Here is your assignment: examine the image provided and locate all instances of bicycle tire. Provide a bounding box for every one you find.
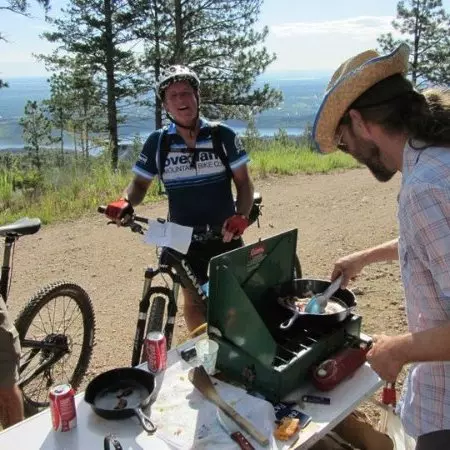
[293,254,302,279]
[14,281,95,409]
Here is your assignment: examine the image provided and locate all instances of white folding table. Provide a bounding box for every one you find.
[0,338,382,450]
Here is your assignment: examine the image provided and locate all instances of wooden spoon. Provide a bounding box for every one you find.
[188,366,269,446]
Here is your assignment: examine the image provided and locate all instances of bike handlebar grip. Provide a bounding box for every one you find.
[98,206,107,214]
[134,215,149,224]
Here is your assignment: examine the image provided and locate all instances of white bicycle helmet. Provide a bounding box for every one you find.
[156,65,200,100]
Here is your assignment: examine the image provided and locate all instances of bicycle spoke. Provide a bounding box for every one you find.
[28,320,47,336]
[44,302,54,333]
[36,309,49,335]
[62,302,80,334]
[63,309,82,334]
[52,298,57,333]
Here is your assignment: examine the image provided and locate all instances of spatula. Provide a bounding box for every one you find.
[304,275,343,314]
[188,366,269,446]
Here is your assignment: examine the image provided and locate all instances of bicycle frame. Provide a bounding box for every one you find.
[0,234,15,303]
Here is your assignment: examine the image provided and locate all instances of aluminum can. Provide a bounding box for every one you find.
[49,384,77,431]
[145,331,167,373]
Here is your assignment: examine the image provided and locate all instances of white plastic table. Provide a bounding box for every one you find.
[0,338,382,450]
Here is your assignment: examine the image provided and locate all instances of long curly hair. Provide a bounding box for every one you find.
[349,75,450,149]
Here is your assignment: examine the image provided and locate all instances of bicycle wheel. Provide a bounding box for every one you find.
[293,254,302,279]
[14,281,95,408]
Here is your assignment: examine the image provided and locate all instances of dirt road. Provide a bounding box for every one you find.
[8,167,405,423]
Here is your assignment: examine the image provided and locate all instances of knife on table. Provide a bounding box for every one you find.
[216,408,256,450]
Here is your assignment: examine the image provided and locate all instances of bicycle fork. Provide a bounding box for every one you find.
[131,269,177,367]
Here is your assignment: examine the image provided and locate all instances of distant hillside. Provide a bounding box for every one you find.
[0,74,328,150]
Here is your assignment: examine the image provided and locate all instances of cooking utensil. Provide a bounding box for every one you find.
[84,367,157,433]
[278,297,303,330]
[217,408,255,450]
[304,275,343,314]
[188,365,269,446]
[270,278,356,330]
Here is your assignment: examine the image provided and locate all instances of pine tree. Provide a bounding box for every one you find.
[378,0,450,86]
[40,0,146,169]
[133,0,282,128]
[20,101,58,171]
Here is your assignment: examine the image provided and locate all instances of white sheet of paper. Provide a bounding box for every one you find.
[143,220,193,254]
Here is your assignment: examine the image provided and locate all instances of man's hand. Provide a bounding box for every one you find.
[331,251,368,288]
[222,214,249,243]
[366,334,408,382]
[105,198,134,226]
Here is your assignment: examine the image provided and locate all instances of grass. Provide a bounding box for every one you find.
[0,140,359,225]
[249,141,359,177]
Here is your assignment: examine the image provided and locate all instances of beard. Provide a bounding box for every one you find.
[350,132,396,182]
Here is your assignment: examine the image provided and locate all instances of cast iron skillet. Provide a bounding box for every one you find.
[266,278,357,329]
[84,367,157,433]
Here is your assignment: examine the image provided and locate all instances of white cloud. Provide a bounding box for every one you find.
[271,16,396,40]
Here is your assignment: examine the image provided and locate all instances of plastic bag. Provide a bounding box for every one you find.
[377,383,416,450]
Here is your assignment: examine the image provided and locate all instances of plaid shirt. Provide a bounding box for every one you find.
[397,141,450,437]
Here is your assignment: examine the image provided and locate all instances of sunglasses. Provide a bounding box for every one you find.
[335,113,351,152]
[335,128,349,152]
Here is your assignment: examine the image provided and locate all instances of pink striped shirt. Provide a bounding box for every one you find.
[397,141,450,437]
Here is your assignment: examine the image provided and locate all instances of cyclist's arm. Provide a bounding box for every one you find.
[126,131,160,206]
[218,124,254,218]
[233,165,254,218]
[123,175,152,207]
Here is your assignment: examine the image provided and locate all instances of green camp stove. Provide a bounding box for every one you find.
[207,229,362,402]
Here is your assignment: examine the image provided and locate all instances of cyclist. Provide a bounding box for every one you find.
[106,65,254,333]
[0,296,23,428]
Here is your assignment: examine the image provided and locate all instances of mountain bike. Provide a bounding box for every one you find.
[98,193,302,365]
[0,218,96,410]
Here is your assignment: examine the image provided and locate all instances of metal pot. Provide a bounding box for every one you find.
[84,367,157,433]
[269,278,357,329]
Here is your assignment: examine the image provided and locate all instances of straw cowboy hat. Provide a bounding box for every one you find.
[313,44,410,153]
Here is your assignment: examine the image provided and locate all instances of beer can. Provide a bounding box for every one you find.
[49,384,77,431]
[145,331,167,374]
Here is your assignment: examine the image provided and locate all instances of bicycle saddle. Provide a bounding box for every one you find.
[0,217,41,237]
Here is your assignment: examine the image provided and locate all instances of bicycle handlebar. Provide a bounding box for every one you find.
[97,206,223,239]
[97,206,149,224]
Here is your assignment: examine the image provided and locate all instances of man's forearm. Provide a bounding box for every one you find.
[123,178,150,206]
[360,238,399,265]
[235,179,254,217]
[396,323,450,363]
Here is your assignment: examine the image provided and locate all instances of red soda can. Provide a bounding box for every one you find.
[145,331,167,373]
[49,384,77,432]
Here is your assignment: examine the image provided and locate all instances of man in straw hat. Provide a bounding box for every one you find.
[313,43,450,448]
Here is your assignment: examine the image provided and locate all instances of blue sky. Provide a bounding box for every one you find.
[1,0,449,77]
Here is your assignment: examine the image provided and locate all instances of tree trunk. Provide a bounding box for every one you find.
[104,0,119,170]
[174,0,184,63]
[154,0,163,129]
[59,109,64,166]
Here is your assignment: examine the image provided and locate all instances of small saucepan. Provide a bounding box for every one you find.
[84,367,157,433]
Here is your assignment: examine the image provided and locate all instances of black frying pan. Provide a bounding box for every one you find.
[84,367,157,433]
[266,278,357,329]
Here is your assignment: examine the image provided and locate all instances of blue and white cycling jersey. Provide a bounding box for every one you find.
[132,119,250,227]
